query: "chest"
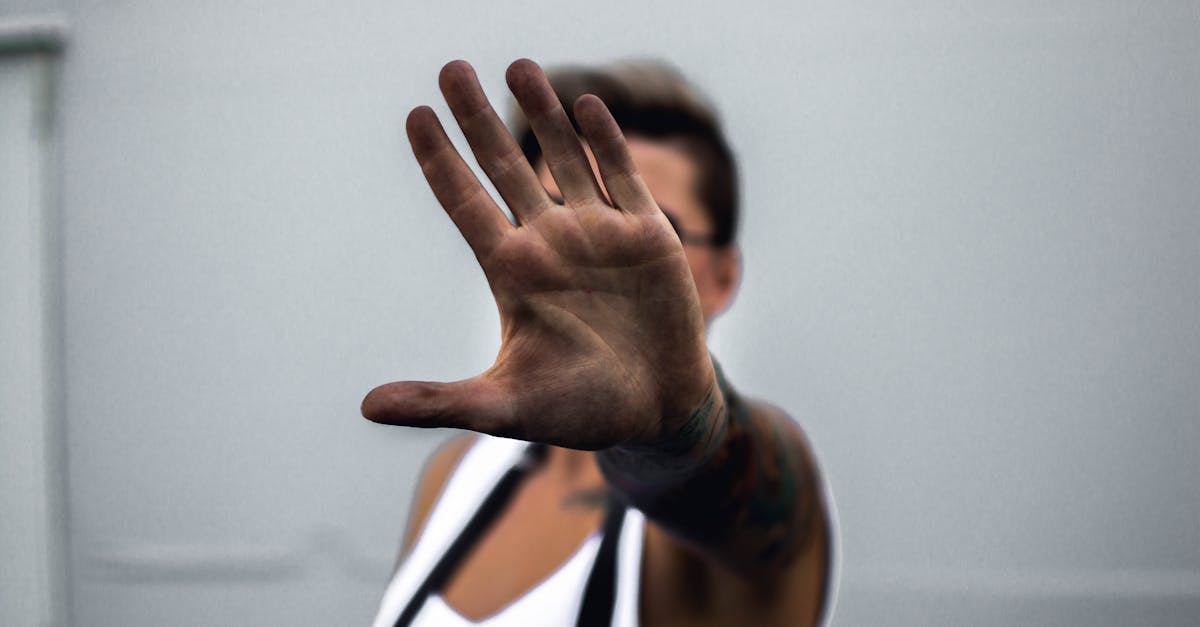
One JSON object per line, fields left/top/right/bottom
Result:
{"left": 437, "top": 476, "right": 735, "bottom": 627}
{"left": 439, "top": 471, "right": 608, "bottom": 620}
{"left": 380, "top": 440, "right": 829, "bottom": 627}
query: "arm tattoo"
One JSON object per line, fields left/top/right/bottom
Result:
{"left": 559, "top": 485, "right": 610, "bottom": 510}
{"left": 596, "top": 371, "right": 821, "bottom": 575}
{"left": 600, "top": 381, "right": 729, "bottom": 484}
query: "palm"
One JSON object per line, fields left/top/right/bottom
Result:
{"left": 363, "top": 60, "right": 714, "bottom": 450}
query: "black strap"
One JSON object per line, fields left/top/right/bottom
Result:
{"left": 391, "top": 443, "right": 628, "bottom": 627}
{"left": 574, "top": 496, "right": 628, "bottom": 627}
{"left": 391, "top": 443, "right": 547, "bottom": 627}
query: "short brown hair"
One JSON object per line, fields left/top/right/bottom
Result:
{"left": 510, "top": 60, "right": 740, "bottom": 247}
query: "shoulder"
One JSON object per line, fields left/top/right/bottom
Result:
{"left": 717, "top": 371, "right": 807, "bottom": 443}
{"left": 738, "top": 394, "right": 792, "bottom": 423}
{"left": 737, "top": 393, "right": 828, "bottom": 543}
{"left": 398, "top": 433, "right": 477, "bottom": 560}
{"left": 737, "top": 394, "right": 835, "bottom": 626}
{"left": 739, "top": 395, "right": 819, "bottom": 457}
{"left": 655, "top": 392, "right": 833, "bottom": 625}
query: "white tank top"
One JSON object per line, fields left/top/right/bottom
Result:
{"left": 370, "top": 435, "right": 840, "bottom": 627}
{"left": 406, "top": 533, "right": 602, "bottom": 626}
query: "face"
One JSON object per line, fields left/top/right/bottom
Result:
{"left": 535, "top": 137, "right": 741, "bottom": 324}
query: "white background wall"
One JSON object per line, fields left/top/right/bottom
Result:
{"left": 1, "top": 1, "right": 1197, "bottom": 625}
{"left": 1, "top": 30, "right": 68, "bottom": 627}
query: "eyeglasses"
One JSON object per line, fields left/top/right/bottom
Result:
{"left": 661, "top": 211, "right": 718, "bottom": 247}
{"left": 547, "top": 195, "right": 717, "bottom": 247}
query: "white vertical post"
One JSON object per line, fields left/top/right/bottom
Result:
{"left": 0, "top": 17, "right": 68, "bottom": 627}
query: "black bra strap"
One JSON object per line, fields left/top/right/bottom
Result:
{"left": 574, "top": 496, "right": 628, "bottom": 627}
{"left": 391, "top": 443, "right": 547, "bottom": 627}
{"left": 391, "top": 443, "right": 629, "bottom": 627}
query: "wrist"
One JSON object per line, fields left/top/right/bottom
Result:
{"left": 653, "top": 377, "right": 729, "bottom": 459}
{"left": 598, "top": 376, "right": 729, "bottom": 493}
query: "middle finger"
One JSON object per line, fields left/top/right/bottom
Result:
{"left": 440, "top": 60, "right": 553, "bottom": 224}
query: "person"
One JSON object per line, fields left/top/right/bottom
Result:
{"left": 363, "top": 58, "right": 838, "bottom": 627}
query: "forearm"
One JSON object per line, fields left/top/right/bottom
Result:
{"left": 596, "top": 370, "right": 822, "bottom": 577}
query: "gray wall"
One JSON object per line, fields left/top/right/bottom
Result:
{"left": 1, "top": 0, "right": 1196, "bottom": 625}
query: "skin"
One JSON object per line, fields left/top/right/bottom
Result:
{"left": 364, "top": 59, "right": 830, "bottom": 626}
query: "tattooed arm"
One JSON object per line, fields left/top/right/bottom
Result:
{"left": 597, "top": 366, "right": 827, "bottom": 584}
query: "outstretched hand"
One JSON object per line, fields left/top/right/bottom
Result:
{"left": 362, "top": 59, "right": 716, "bottom": 451}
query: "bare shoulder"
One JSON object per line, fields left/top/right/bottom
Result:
{"left": 397, "top": 433, "right": 477, "bottom": 561}
{"left": 739, "top": 394, "right": 827, "bottom": 482}
{"left": 740, "top": 395, "right": 801, "bottom": 434}
{"left": 642, "top": 393, "right": 834, "bottom": 626}
{"left": 743, "top": 394, "right": 831, "bottom": 625}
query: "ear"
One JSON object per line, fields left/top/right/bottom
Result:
{"left": 702, "top": 245, "right": 742, "bottom": 322}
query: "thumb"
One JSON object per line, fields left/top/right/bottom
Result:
{"left": 361, "top": 377, "right": 513, "bottom": 435}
